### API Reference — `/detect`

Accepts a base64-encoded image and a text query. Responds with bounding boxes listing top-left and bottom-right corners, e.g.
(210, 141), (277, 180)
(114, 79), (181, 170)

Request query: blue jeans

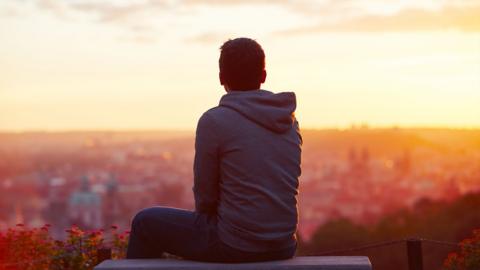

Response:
(126, 207), (296, 262)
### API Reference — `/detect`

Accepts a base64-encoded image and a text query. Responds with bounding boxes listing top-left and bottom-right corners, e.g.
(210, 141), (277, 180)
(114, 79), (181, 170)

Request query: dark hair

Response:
(219, 37), (265, 91)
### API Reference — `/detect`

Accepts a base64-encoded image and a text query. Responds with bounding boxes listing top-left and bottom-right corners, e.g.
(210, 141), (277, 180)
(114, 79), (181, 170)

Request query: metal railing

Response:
(306, 237), (467, 270)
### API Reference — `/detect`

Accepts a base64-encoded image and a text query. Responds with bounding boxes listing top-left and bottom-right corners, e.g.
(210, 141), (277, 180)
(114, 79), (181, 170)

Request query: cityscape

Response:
(1, 127), (479, 241)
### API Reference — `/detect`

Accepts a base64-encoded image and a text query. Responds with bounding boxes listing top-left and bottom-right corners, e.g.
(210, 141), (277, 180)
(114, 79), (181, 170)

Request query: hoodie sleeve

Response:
(193, 112), (220, 214)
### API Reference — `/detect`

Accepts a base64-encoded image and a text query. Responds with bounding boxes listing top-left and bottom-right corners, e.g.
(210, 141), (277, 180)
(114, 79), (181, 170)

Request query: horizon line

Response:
(1, 125), (480, 134)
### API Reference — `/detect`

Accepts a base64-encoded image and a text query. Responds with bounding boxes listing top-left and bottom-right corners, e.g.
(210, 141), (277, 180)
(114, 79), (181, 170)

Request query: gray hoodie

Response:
(193, 89), (302, 252)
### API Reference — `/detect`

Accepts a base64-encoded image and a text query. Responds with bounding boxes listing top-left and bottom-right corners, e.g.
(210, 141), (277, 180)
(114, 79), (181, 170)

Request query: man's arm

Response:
(193, 112), (220, 215)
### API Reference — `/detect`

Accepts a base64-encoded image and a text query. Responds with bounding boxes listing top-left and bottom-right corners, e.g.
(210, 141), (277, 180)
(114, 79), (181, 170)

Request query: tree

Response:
(443, 229), (480, 270)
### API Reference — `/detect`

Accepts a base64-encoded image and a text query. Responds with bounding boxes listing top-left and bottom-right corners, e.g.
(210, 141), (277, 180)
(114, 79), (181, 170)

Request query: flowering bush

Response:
(0, 224), (129, 270)
(443, 229), (480, 270)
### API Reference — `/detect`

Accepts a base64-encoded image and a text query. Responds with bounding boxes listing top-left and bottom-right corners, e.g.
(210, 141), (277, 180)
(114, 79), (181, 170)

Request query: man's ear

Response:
(260, 70), (267, 83)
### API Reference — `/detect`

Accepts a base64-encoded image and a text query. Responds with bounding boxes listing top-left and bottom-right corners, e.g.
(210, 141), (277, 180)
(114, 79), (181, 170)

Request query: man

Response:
(126, 37), (302, 262)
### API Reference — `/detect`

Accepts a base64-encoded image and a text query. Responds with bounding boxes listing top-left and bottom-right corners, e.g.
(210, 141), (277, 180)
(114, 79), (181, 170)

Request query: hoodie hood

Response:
(219, 89), (296, 133)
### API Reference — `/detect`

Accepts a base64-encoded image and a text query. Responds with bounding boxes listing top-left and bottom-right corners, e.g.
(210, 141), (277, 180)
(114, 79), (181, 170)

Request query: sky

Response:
(1, 0), (479, 131)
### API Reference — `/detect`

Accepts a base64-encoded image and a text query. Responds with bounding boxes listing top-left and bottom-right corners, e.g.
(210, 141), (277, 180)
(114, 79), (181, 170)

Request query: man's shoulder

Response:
(200, 106), (232, 121)
(197, 106), (221, 126)
(198, 106), (238, 131)
(204, 106), (229, 115)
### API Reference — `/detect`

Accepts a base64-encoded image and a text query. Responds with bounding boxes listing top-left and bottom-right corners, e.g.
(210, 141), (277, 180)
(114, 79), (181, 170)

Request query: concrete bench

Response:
(94, 256), (372, 270)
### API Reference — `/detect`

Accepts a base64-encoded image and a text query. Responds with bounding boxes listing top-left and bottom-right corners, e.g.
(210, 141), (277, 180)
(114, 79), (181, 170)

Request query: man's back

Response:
(193, 89), (302, 252)
(127, 37), (301, 262)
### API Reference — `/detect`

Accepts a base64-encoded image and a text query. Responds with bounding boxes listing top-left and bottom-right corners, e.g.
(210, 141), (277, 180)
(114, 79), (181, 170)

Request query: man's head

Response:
(219, 37), (266, 91)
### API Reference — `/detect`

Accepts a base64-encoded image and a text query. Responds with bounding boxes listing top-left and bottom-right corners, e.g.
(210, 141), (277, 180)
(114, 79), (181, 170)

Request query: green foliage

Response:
(0, 224), (129, 270)
(301, 192), (480, 270)
(443, 229), (480, 270)
(307, 218), (372, 251)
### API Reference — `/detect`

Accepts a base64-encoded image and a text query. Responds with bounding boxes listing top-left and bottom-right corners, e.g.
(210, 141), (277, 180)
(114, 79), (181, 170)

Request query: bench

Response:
(94, 256), (372, 270)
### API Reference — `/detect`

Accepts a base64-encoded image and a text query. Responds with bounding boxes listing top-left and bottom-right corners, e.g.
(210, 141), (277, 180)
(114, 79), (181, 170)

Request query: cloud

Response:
(32, 0), (171, 26)
(36, 0), (69, 18)
(5, 0), (479, 44)
(31, 0), (169, 43)
(182, 0), (289, 6)
(69, 1), (167, 23)
(0, 6), (20, 18)
(276, 5), (480, 35)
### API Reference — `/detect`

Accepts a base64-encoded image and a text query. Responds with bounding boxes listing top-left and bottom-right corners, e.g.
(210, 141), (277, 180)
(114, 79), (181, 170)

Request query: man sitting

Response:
(126, 37), (302, 263)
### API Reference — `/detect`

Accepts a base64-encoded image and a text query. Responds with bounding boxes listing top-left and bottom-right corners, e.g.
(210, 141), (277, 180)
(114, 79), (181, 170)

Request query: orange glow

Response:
(0, 1), (479, 131)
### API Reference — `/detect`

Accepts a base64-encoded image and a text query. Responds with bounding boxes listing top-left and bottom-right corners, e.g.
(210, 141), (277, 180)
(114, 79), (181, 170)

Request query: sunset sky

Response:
(1, 0), (479, 131)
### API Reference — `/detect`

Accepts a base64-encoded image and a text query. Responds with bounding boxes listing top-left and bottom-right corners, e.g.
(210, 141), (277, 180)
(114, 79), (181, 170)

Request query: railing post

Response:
(406, 238), (423, 270)
(97, 248), (112, 265)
